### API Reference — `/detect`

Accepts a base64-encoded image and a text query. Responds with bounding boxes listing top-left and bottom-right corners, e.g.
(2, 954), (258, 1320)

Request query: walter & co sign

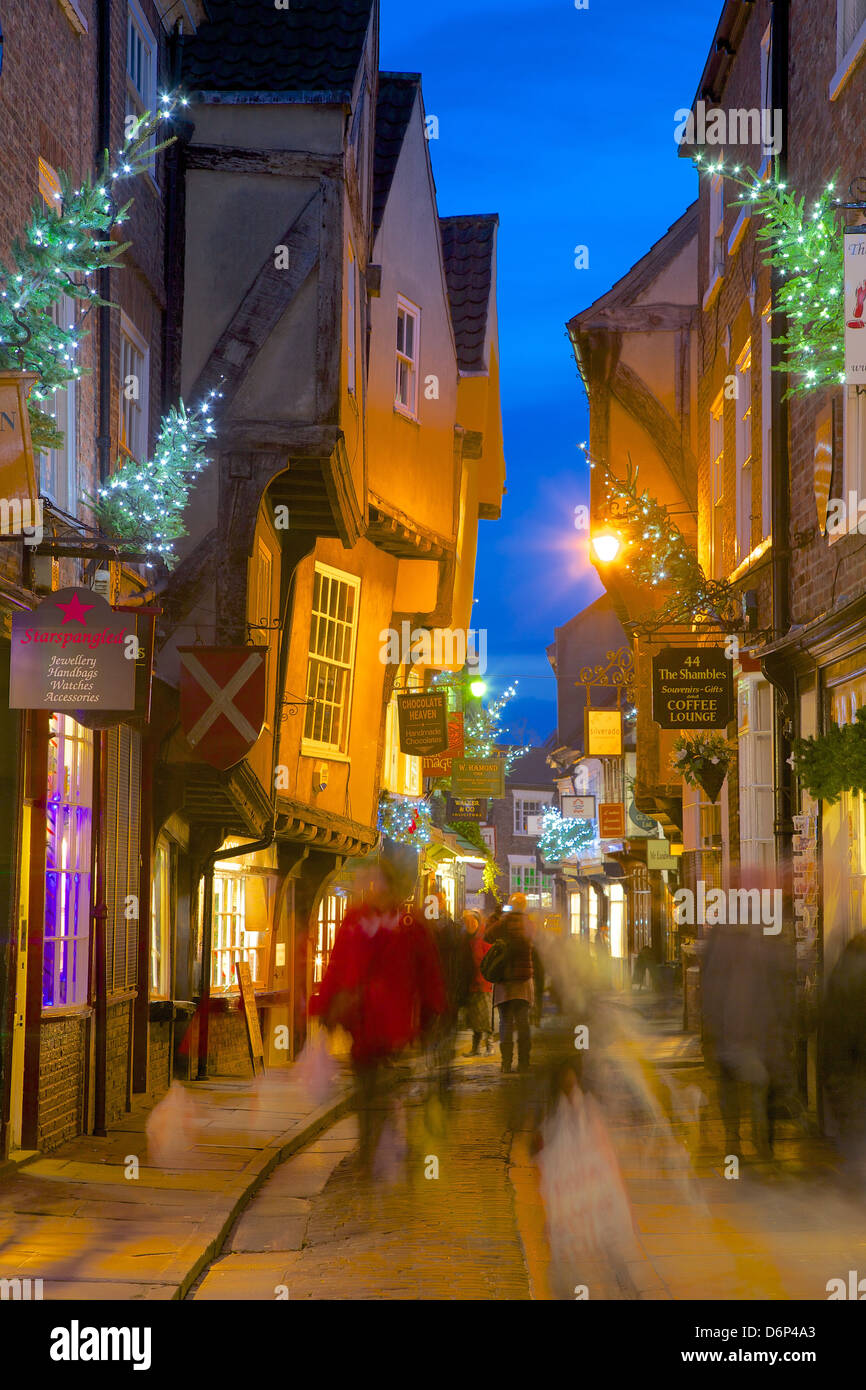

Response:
(651, 646), (733, 730)
(10, 587), (135, 710)
(397, 690), (448, 757)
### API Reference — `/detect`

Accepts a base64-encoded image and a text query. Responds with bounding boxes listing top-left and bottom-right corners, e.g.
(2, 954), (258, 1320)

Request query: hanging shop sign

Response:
(446, 795), (488, 821)
(563, 793), (596, 820)
(651, 646), (733, 729)
(598, 802), (626, 838)
(585, 707), (622, 755)
(647, 838), (678, 871)
(845, 227), (866, 382)
(179, 646), (266, 771)
(397, 690), (449, 756)
(422, 711), (464, 778)
(9, 587), (135, 710)
(451, 756), (505, 799)
(71, 605), (158, 730)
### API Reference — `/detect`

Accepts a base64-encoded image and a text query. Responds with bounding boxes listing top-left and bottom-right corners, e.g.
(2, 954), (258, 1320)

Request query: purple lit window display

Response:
(43, 715), (93, 1007)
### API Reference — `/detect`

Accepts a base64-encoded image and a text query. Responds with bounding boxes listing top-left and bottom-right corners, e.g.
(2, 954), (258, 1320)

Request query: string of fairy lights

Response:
(693, 153), (844, 393)
(0, 89), (221, 566)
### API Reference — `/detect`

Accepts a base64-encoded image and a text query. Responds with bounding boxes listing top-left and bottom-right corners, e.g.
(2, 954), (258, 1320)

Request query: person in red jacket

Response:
(310, 862), (447, 1168)
(462, 909), (493, 1056)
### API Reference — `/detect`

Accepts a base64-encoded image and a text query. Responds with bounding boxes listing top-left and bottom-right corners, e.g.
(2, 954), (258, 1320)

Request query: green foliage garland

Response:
(0, 100), (180, 450)
(448, 817), (502, 903)
(587, 448), (738, 630)
(791, 708), (866, 804)
(694, 154), (844, 396)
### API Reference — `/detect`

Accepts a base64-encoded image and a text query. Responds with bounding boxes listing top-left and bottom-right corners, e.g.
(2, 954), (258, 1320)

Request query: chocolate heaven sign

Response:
(397, 690), (449, 756)
(10, 587), (135, 710)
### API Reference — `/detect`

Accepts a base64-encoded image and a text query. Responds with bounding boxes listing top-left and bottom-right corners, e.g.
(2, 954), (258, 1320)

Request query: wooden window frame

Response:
(302, 563), (361, 756)
(395, 295), (420, 419)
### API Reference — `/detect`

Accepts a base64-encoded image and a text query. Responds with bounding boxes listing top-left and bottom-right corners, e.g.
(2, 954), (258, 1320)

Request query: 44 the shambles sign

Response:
(397, 690), (448, 756)
(9, 587), (135, 710)
(651, 646), (733, 729)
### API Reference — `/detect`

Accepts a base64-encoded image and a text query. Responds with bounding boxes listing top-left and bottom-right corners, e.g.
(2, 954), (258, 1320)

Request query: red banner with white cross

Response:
(178, 646), (266, 771)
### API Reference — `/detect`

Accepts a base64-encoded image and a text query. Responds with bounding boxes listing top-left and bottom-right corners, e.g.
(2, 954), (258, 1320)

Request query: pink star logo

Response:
(56, 592), (95, 626)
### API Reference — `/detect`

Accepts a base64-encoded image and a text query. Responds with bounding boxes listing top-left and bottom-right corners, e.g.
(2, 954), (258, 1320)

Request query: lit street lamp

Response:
(590, 531), (622, 564)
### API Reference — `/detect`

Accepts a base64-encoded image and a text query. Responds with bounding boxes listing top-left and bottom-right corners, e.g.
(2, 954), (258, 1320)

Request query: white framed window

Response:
(126, 0), (158, 173)
(43, 716), (93, 1007)
(709, 174), (725, 283)
(710, 393), (725, 579)
(508, 855), (553, 908)
(119, 314), (150, 465)
(395, 295), (420, 417)
(735, 342), (753, 562)
(568, 890), (581, 936)
(761, 305), (772, 540)
(480, 825), (495, 856)
(513, 792), (553, 835)
(738, 674), (774, 872)
(833, 1), (866, 99)
(37, 161), (78, 512)
(150, 837), (171, 998)
(347, 242), (357, 395)
(302, 564), (360, 753)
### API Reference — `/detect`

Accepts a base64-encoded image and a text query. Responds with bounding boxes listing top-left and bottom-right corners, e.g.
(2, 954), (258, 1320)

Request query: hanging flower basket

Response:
(670, 732), (734, 803)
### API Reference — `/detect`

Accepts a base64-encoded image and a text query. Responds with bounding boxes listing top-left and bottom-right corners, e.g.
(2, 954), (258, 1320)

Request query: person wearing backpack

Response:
(484, 893), (535, 1074)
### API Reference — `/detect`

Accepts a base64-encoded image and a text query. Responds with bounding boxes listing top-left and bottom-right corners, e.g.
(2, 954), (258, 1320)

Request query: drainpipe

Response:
(96, 0), (112, 485)
(197, 821), (275, 1080)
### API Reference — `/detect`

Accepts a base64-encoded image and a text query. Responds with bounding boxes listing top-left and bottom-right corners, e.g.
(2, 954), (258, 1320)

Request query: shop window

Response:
(435, 872), (456, 919)
(150, 838), (172, 999)
(508, 855), (553, 908)
(44, 716), (93, 1007)
(632, 865), (651, 954)
(314, 890), (347, 985)
(609, 883), (626, 959)
(210, 843), (276, 991)
(383, 666), (422, 796)
(738, 674), (774, 871)
(105, 725), (141, 993)
(587, 888), (598, 940)
(303, 564), (360, 754)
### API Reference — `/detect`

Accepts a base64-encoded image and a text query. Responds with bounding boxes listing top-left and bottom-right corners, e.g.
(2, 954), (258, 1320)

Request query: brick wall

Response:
(37, 1013), (87, 1151)
(183, 1008), (256, 1079)
(105, 998), (132, 1125)
(148, 1020), (172, 1095)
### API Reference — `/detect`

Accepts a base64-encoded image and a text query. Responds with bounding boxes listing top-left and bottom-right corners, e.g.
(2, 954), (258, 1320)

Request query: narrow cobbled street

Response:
(189, 1056), (531, 1301)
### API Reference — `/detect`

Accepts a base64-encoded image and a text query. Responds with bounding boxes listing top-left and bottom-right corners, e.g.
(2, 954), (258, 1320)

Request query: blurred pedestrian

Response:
(822, 931), (866, 1181)
(310, 862), (446, 1169)
(462, 909), (493, 1055)
(485, 892), (535, 1074)
(701, 919), (790, 1159)
(428, 891), (474, 1093)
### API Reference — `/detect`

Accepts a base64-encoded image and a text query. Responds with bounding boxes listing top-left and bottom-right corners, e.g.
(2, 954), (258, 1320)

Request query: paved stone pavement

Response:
(0, 1071), (353, 1299)
(189, 1053), (532, 1301)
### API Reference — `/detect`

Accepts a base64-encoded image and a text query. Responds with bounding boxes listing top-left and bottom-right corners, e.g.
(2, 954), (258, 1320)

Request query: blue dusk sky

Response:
(380, 0), (722, 744)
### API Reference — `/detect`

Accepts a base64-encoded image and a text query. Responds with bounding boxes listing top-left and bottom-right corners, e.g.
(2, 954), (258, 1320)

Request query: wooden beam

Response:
(189, 188), (322, 413)
(186, 143), (343, 180)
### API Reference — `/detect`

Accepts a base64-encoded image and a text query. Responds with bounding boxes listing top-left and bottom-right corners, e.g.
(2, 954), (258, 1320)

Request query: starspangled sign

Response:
(179, 646), (266, 771)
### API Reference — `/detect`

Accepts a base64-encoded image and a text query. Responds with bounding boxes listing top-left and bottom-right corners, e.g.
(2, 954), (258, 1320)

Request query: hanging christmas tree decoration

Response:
(85, 396), (219, 565)
(378, 792), (433, 845)
(693, 154), (844, 395)
(0, 92), (185, 450)
(538, 807), (595, 863)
